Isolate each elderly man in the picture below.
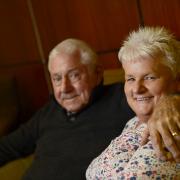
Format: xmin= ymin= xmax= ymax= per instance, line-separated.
xmin=0 ymin=39 xmax=179 ymax=180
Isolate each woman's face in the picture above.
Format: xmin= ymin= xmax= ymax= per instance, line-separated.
xmin=122 ymin=56 xmax=177 ymax=122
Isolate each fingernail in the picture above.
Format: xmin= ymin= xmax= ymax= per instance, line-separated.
xmin=160 ymin=156 xmax=167 ymax=161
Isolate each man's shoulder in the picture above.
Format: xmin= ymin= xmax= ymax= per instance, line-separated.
xmin=104 ymin=81 xmax=124 ymax=89
xmin=103 ymin=82 xmax=125 ymax=96
xmin=36 ymin=95 xmax=61 ymax=114
xmin=29 ymin=95 xmax=65 ymax=124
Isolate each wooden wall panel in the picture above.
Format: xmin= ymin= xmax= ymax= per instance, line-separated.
xmin=0 ymin=0 xmax=180 ymax=127
xmin=140 ymin=0 xmax=180 ymax=38
xmin=99 ymin=52 xmax=121 ymax=70
xmin=31 ymin=0 xmax=140 ymax=62
xmin=0 ymin=0 xmax=50 ymax=125
xmin=0 ymin=0 xmax=41 ymax=65
xmin=0 ymin=64 xmax=49 ymax=123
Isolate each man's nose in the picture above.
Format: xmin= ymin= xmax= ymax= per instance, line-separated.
xmin=60 ymin=77 xmax=72 ymax=92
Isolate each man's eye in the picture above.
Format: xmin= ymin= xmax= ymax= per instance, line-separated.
xmin=53 ymin=77 xmax=62 ymax=84
xmin=69 ymin=72 xmax=81 ymax=82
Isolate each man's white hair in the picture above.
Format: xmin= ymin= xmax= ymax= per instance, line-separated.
xmin=48 ymin=38 xmax=98 ymax=71
xmin=118 ymin=26 xmax=180 ymax=77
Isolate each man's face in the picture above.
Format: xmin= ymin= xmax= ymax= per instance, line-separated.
xmin=49 ymin=52 xmax=101 ymax=112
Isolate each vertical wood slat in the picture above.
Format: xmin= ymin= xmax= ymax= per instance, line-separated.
xmin=26 ymin=0 xmax=52 ymax=93
xmin=140 ymin=0 xmax=180 ymax=38
xmin=0 ymin=0 xmax=41 ymax=64
xmin=30 ymin=0 xmax=140 ymax=60
xmin=0 ymin=0 xmax=50 ymax=123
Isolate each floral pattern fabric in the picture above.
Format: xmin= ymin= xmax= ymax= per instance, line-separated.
xmin=86 ymin=117 xmax=180 ymax=180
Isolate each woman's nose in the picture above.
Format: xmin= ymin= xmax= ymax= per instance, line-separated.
xmin=133 ymin=81 xmax=146 ymax=94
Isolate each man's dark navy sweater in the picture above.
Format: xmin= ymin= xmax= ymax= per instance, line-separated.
xmin=0 ymin=83 xmax=134 ymax=180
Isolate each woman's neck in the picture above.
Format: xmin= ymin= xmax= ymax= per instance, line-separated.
xmin=137 ymin=115 xmax=150 ymax=126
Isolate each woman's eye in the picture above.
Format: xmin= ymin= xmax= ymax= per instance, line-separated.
xmin=145 ymin=76 xmax=157 ymax=80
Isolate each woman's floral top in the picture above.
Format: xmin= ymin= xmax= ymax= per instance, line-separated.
xmin=86 ymin=117 xmax=180 ymax=180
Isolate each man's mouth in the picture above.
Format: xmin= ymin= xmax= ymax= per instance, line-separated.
xmin=62 ymin=94 xmax=79 ymax=100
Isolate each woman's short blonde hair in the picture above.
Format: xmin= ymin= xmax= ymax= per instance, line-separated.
xmin=118 ymin=26 xmax=180 ymax=77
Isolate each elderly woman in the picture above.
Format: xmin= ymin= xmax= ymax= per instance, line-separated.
xmin=86 ymin=27 xmax=180 ymax=179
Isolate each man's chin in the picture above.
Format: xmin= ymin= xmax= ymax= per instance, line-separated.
xmin=62 ymin=98 xmax=88 ymax=112
xmin=63 ymin=103 xmax=83 ymax=113
xmin=65 ymin=107 xmax=81 ymax=113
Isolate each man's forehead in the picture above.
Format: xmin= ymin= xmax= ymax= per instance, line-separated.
xmin=49 ymin=52 xmax=80 ymax=67
xmin=55 ymin=50 xmax=81 ymax=60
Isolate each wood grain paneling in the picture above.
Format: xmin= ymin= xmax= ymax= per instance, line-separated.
xmin=0 ymin=64 xmax=49 ymax=123
xmin=3 ymin=0 xmax=180 ymax=125
xmin=0 ymin=0 xmax=41 ymax=65
xmin=31 ymin=0 xmax=140 ymax=58
xmin=140 ymin=0 xmax=180 ymax=38
xmin=99 ymin=52 xmax=121 ymax=70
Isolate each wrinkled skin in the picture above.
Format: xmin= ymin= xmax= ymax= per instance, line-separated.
xmin=142 ymin=95 xmax=180 ymax=162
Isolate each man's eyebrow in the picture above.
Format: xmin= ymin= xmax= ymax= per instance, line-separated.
xmin=52 ymin=67 xmax=82 ymax=77
xmin=52 ymin=73 xmax=61 ymax=77
xmin=68 ymin=68 xmax=81 ymax=73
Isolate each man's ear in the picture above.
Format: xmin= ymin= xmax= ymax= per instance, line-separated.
xmin=95 ymin=64 xmax=104 ymax=85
